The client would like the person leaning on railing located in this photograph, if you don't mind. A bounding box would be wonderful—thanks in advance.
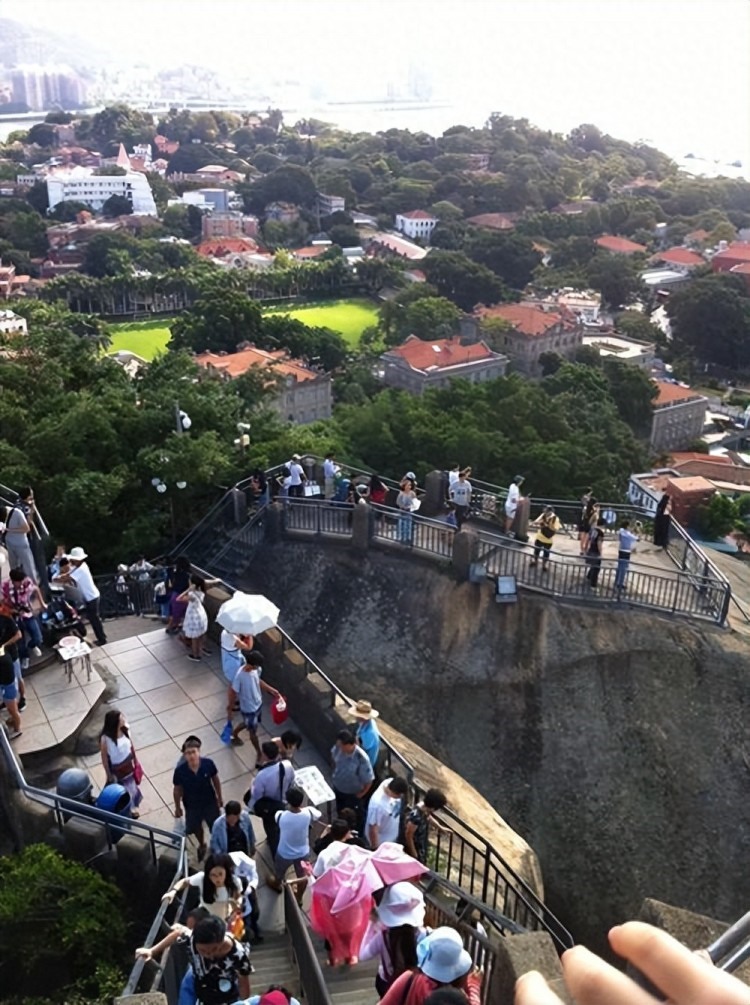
[513,921,750,1005]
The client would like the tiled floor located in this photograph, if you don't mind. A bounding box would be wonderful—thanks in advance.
[61,618,333,866]
[12,652,105,756]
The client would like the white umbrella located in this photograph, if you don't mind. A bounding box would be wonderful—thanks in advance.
[216,592,280,635]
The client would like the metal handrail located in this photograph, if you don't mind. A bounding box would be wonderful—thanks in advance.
[283,885,332,1005]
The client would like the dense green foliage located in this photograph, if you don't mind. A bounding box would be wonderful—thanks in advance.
[0,844,128,1003]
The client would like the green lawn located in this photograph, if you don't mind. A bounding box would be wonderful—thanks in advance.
[107,319,174,361]
[261,298,379,347]
[107,298,380,359]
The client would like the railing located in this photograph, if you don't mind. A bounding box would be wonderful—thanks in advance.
[426,806,573,952]
[268,625,571,949]
[283,885,332,1005]
[421,874,513,1005]
[475,527,730,624]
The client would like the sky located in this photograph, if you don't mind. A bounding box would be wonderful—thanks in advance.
[3,0,750,167]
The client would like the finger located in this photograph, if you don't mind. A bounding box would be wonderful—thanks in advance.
[609,922,750,1005]
[562,945,661,1005]
[515,970,567,1005]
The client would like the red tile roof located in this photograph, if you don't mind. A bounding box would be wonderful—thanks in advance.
[652,381,705,407]
[386,336,498,371]
[196,238,258,257]
[400,210,437,220]
[685,229,710,243]
[669,452,731,465]
[730,262,750,274]
[653,247,704,268]
[474,302,571,337]
[292,245,329,259]
[466,213,516,231]
[595,235,648,255]
[714,243,750,263]
[195,346,319,382]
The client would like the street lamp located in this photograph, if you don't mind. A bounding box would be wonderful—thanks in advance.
[151,461,188,544]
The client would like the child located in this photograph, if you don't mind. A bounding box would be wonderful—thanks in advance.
[228,652,281,765]
[268,787,320,903]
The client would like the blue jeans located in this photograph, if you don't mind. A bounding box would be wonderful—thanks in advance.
[177,968,196,1005]
[21,616,43,648]
[615,553,631,590]
[398,512,413,542]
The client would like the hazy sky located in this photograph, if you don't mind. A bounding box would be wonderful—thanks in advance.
[3,0,750,165]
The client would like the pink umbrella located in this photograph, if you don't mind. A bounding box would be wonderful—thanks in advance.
[370,841,430,885]
[310,855,383,965]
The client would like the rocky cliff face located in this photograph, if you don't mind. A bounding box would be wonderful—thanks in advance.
[240,540,750,950]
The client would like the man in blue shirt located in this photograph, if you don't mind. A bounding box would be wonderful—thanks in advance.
[347,698,381,771]
[615,520,640,593]
[173,739,223,861]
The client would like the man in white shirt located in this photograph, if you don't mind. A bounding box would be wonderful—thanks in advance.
[448,469,473,529]
[60,546,107,645]
[504,475,524,535]
[366,776,409,849]
[287,454,307,499]
[323,452,340,500]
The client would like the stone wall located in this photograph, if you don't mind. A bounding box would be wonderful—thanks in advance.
[236,538,750,953]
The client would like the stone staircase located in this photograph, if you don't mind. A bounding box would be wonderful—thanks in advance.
[316,946,379,1005]
[249,932,301,1001]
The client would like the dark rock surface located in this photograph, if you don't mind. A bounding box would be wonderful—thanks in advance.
[238,540,750,952]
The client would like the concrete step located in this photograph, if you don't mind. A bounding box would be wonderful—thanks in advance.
[330,989,378,1005]
[249,933,299,997]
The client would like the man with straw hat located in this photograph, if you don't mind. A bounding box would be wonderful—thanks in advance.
[347,698,381,771]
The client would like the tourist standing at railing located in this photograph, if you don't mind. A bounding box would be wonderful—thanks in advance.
[56,546,107,646]
[585,518,606,590]
[179,574,221,662]
[323,451,340,499]
[287,454,307,498]
[331,727,375,831]
[367,474,389,506]
[3,566,45,668]
[0,610,23,740]
[614,521,640,594]
[221,629,253,686]
[449,469,473,530]
[360,882,429,997]
[99,709,143,816]
[348,698,381,771]
[529,508,561,572]
[404,788,448,864]
[505,475,524,536]
[4,488,39,583]
[578,490,598,557]
[185,915,252,1005]
[367,776,409,849]
[165,555,191,635]
[377,926,481,1005]
[653,492,672,549]
[397,477,418,544]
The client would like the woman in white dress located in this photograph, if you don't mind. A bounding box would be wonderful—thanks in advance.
[178,574,220,662]
[99,709,143,816]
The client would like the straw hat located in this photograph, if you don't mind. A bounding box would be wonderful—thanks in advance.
[347,699,379,720]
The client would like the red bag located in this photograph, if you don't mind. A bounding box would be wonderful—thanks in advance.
[271,694,288,725]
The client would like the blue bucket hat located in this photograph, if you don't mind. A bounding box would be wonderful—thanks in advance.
[417,926,472,983]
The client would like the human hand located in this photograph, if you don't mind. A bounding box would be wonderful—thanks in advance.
[174,808,183,818]
[514,922,750,1005]
[135,947,152,961]
[161,890,175,903]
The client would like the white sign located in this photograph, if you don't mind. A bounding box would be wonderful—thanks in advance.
[294,765,335,806]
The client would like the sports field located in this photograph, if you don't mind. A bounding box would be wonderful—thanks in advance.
[107,319,174,361]
[262,298,379,347]
[107,298,380,359]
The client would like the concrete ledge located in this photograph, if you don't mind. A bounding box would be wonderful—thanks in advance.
[489,932,566,1005]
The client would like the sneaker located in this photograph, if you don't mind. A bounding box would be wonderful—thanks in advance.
[231,736,244,746]
[18,697,26,711]
[21,658,29,670]
[29,646,42,658]
[8,729,22,740]
[187,654,202,662]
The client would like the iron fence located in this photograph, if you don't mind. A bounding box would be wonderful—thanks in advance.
[476,529,730,624]
[283,885,332,1005]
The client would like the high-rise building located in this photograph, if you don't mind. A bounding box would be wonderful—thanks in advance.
[10,65,86,110]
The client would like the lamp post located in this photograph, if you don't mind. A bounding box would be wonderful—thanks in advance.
[151,472,188,546]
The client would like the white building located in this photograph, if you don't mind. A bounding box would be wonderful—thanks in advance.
[0,309,27,336]
[318,192,346,217]
[46,168,158,216]
[395,210,438,241]
[582,334,655,369]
